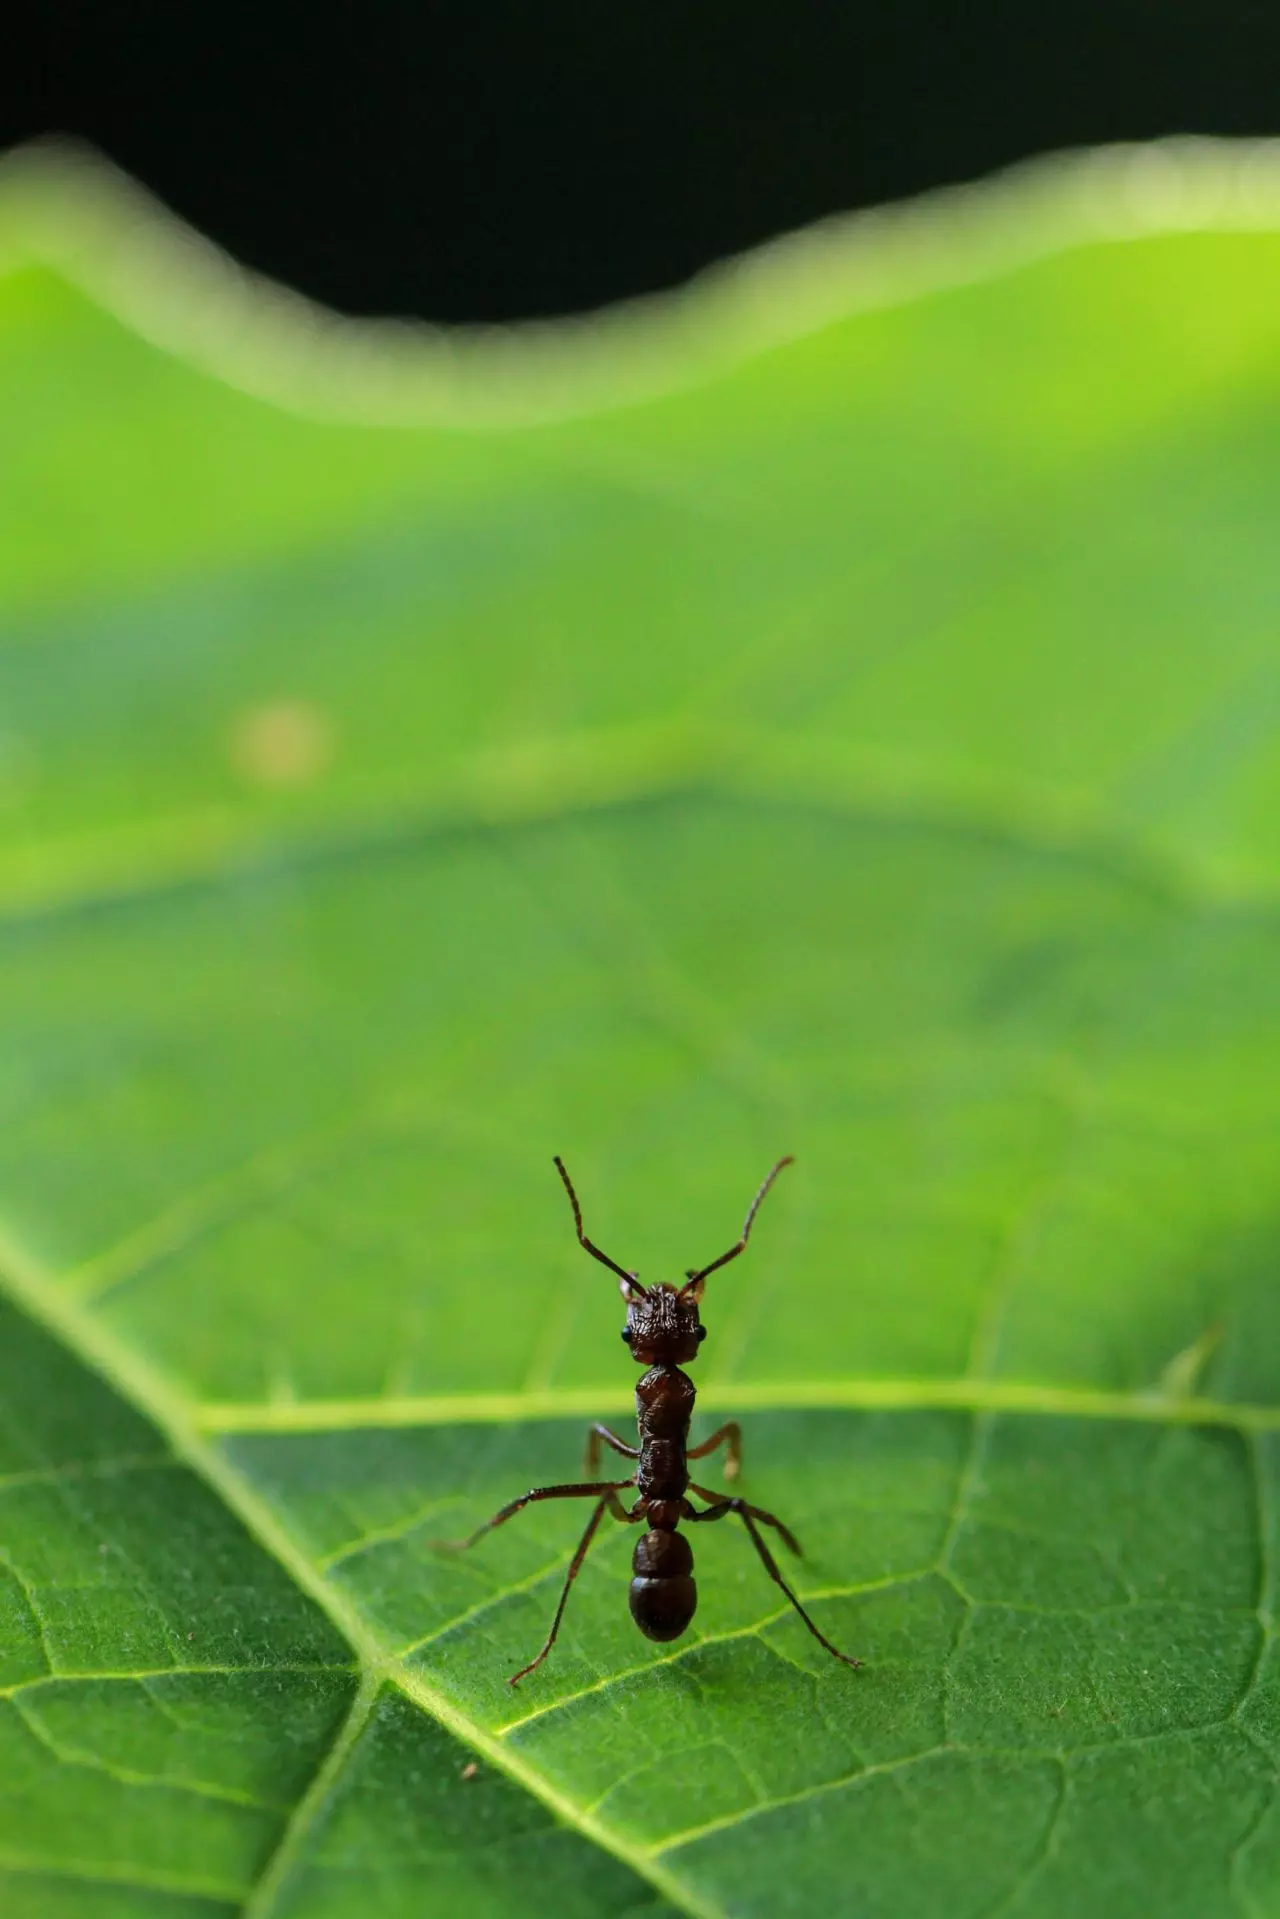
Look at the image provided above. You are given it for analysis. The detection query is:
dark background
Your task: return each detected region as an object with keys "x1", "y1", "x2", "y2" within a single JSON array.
[{"x1": 7, "y1": 1, "x2": 1280, "y2": 323}]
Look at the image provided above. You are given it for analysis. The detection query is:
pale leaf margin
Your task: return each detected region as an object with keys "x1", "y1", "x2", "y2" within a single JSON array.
[
  {"x1": 1, "y1": 134, "x2": 1280, "y2": 429},
  {"x1": 4, "y1": 135, "x2": 1280, "y2": 1914}
]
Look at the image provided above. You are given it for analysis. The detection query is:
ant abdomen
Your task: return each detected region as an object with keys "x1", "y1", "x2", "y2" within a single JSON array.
[{"x1": 629, "y1": 1527, "x2": 697, "y2": 1642}]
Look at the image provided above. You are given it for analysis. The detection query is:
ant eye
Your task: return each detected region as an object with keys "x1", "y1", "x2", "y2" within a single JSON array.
[
  {"x1": 620, "y1": 1327, "x2": 633, "y2": 1343},
  {"x1": 695, "y1": 1325, "x2": 707, "y2": 1343}
]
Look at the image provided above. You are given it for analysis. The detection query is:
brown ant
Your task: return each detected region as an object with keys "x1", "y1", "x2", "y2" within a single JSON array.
[{"x1": 433, "y1": 1155, "x2": 861, "y2": 1685}]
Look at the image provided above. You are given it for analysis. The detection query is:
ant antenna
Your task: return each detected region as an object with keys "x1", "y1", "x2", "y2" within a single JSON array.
[
  {"x1": 553, "y1": 1156, "x2": 646, "y2": 1297},
  {"x1": 680, "y1": 1155, "x2": 795, "y2": 1293}
]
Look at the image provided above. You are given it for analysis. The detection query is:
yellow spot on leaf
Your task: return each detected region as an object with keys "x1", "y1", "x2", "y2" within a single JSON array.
[{"x1": 230, "y1": 700, "x2": 335, "y2": 788}]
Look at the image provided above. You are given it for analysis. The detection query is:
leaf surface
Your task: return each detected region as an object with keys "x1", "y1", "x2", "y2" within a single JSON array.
[{"x1": 3, "y1": 142, "x2": 1280, "y2": 1917}]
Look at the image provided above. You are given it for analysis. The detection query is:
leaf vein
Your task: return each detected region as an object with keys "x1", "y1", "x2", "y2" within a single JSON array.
[{"x1": 241, "y1": 1670, "x2": 381, "y2": 1919}]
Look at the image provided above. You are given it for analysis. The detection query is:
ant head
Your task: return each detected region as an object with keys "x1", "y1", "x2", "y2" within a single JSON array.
[
  {"x1": 553, "y1": 1152, "x2": 793, "y2": 1371},
  {"x1": 619, "y1": 1279, "x2": 706, "y2": 1367}
]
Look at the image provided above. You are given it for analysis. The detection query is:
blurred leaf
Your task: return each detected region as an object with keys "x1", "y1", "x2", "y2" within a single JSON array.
[{"x1": 3, "y1": 141, "x2": 1280, "y2": 1917}]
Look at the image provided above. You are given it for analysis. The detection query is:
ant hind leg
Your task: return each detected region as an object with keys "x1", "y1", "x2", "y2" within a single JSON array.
[
  {"x1": 685, "y1": 1492, "x2": 861, "y2": 1670},
  {"x1": 508, "y1": 1489, "x2": 616, "y2": 1686},
  {"x1": 687, "y1": 1485, "x2": 801, "y2": 1556}
]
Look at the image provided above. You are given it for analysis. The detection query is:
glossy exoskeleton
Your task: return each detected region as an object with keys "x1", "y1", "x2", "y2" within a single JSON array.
[{"x1": 434, "y1": 1156, "x2": 861, "y2": 1685}]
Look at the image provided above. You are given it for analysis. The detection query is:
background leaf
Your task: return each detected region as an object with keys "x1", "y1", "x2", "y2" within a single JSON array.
[{"x1": 2, "y1": 140, "x2": 1280, "y2": 1917}]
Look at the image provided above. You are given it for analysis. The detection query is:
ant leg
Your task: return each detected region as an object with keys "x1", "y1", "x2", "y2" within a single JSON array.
[
  {"x1": 688, "y1": 1485, "x2": 801, "y2": 1555},
  {"x1": 687, "y1": 1421, "x2": 742, "y2": 1482},
  {"x1": 584, "y1": 1423, "x2": 641, "y2": 1478},
  {"x1": 431, "y1": 1479, "x2": 633, "y2": 1553},
  {"x1": 685, "y1": 1495, "x2": 861, "y2": 1669},
  {"x1": 509, "y1": 1490, "x2": 616, "y2": 1686}
]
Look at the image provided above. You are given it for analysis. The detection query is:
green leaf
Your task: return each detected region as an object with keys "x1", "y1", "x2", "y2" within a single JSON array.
[{"x1": 3, "y1": 137, "x2": 1280, "y2": 1917}]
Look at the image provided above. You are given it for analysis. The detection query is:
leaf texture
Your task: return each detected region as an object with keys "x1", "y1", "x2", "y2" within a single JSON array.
[{"x1": 3, "y1": 140, "x2": 1280, "y2": 1917}]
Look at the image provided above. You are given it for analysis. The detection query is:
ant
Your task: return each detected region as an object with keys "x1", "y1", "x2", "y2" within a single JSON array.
[{"x1": 433, "y1": 1155, "x2": 861, "y2": 1685}]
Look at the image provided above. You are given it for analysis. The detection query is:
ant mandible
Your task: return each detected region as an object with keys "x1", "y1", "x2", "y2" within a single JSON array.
[{"x1": 433, "y1": 1155, "x2": 862, "y2": 1685}]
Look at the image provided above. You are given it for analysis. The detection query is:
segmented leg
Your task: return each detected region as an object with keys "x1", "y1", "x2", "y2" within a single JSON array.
[
  {"x1": 685, "y1": 1491, "x2": 861, "y2": 1669},
  {"x1": 687, "y1": 1420, "x2": 742, "y2": 1481},
  {"x1": 431, "y1": 1479, "x2": 634, "y2": 1553},
  {"x1": 508, "y1": 1489, "x2": 622, "y2": 1686},
  {"x1": 687, "y1": 1483, "x2": 801, "y2": 1554},
  {"x1": 584, "y1": 1423, "x2": 641, "y2": 1477}
]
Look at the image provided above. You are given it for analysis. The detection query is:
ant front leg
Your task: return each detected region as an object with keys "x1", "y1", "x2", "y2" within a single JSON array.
[
  {"x1": 584, "y1": 1423, "x2": 641, "y2": 1479},
  {"x1": 431, "y1": 1479, "x2": 634, "y2": 1553},
  {"x1": 688, "y1": 1420, "x2": 742, "y2": 1482}
]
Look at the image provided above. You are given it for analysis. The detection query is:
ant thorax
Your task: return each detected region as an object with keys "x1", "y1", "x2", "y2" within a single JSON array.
[
  {"x1": 635, "y1": 1360, "x2": 695, "y2": 1442},
  {"x1": 621, "y1": 1281, "x2": 706, "y2": 1367}
]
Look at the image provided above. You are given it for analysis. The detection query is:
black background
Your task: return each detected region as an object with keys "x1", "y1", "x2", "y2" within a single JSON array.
[{"x1": 7, "y1": 2, "x2": 1280, "y2": 322}]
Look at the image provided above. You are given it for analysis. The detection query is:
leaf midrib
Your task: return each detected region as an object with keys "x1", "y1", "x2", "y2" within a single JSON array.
[
  {"x1": 1, "y1": 1200, "x2": 1274, "y2": 1918},
  {"x1": 189, "y1": 1378, "x2": 1280, "y2": 1436},
  {"x1": 0, "y1": 1213, "x2": 723, "y2": 1919}
]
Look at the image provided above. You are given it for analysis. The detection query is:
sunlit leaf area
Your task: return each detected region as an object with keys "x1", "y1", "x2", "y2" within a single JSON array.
[{"x1": 3, "y1": 143, "x2": 1280, "y2": 1917}]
